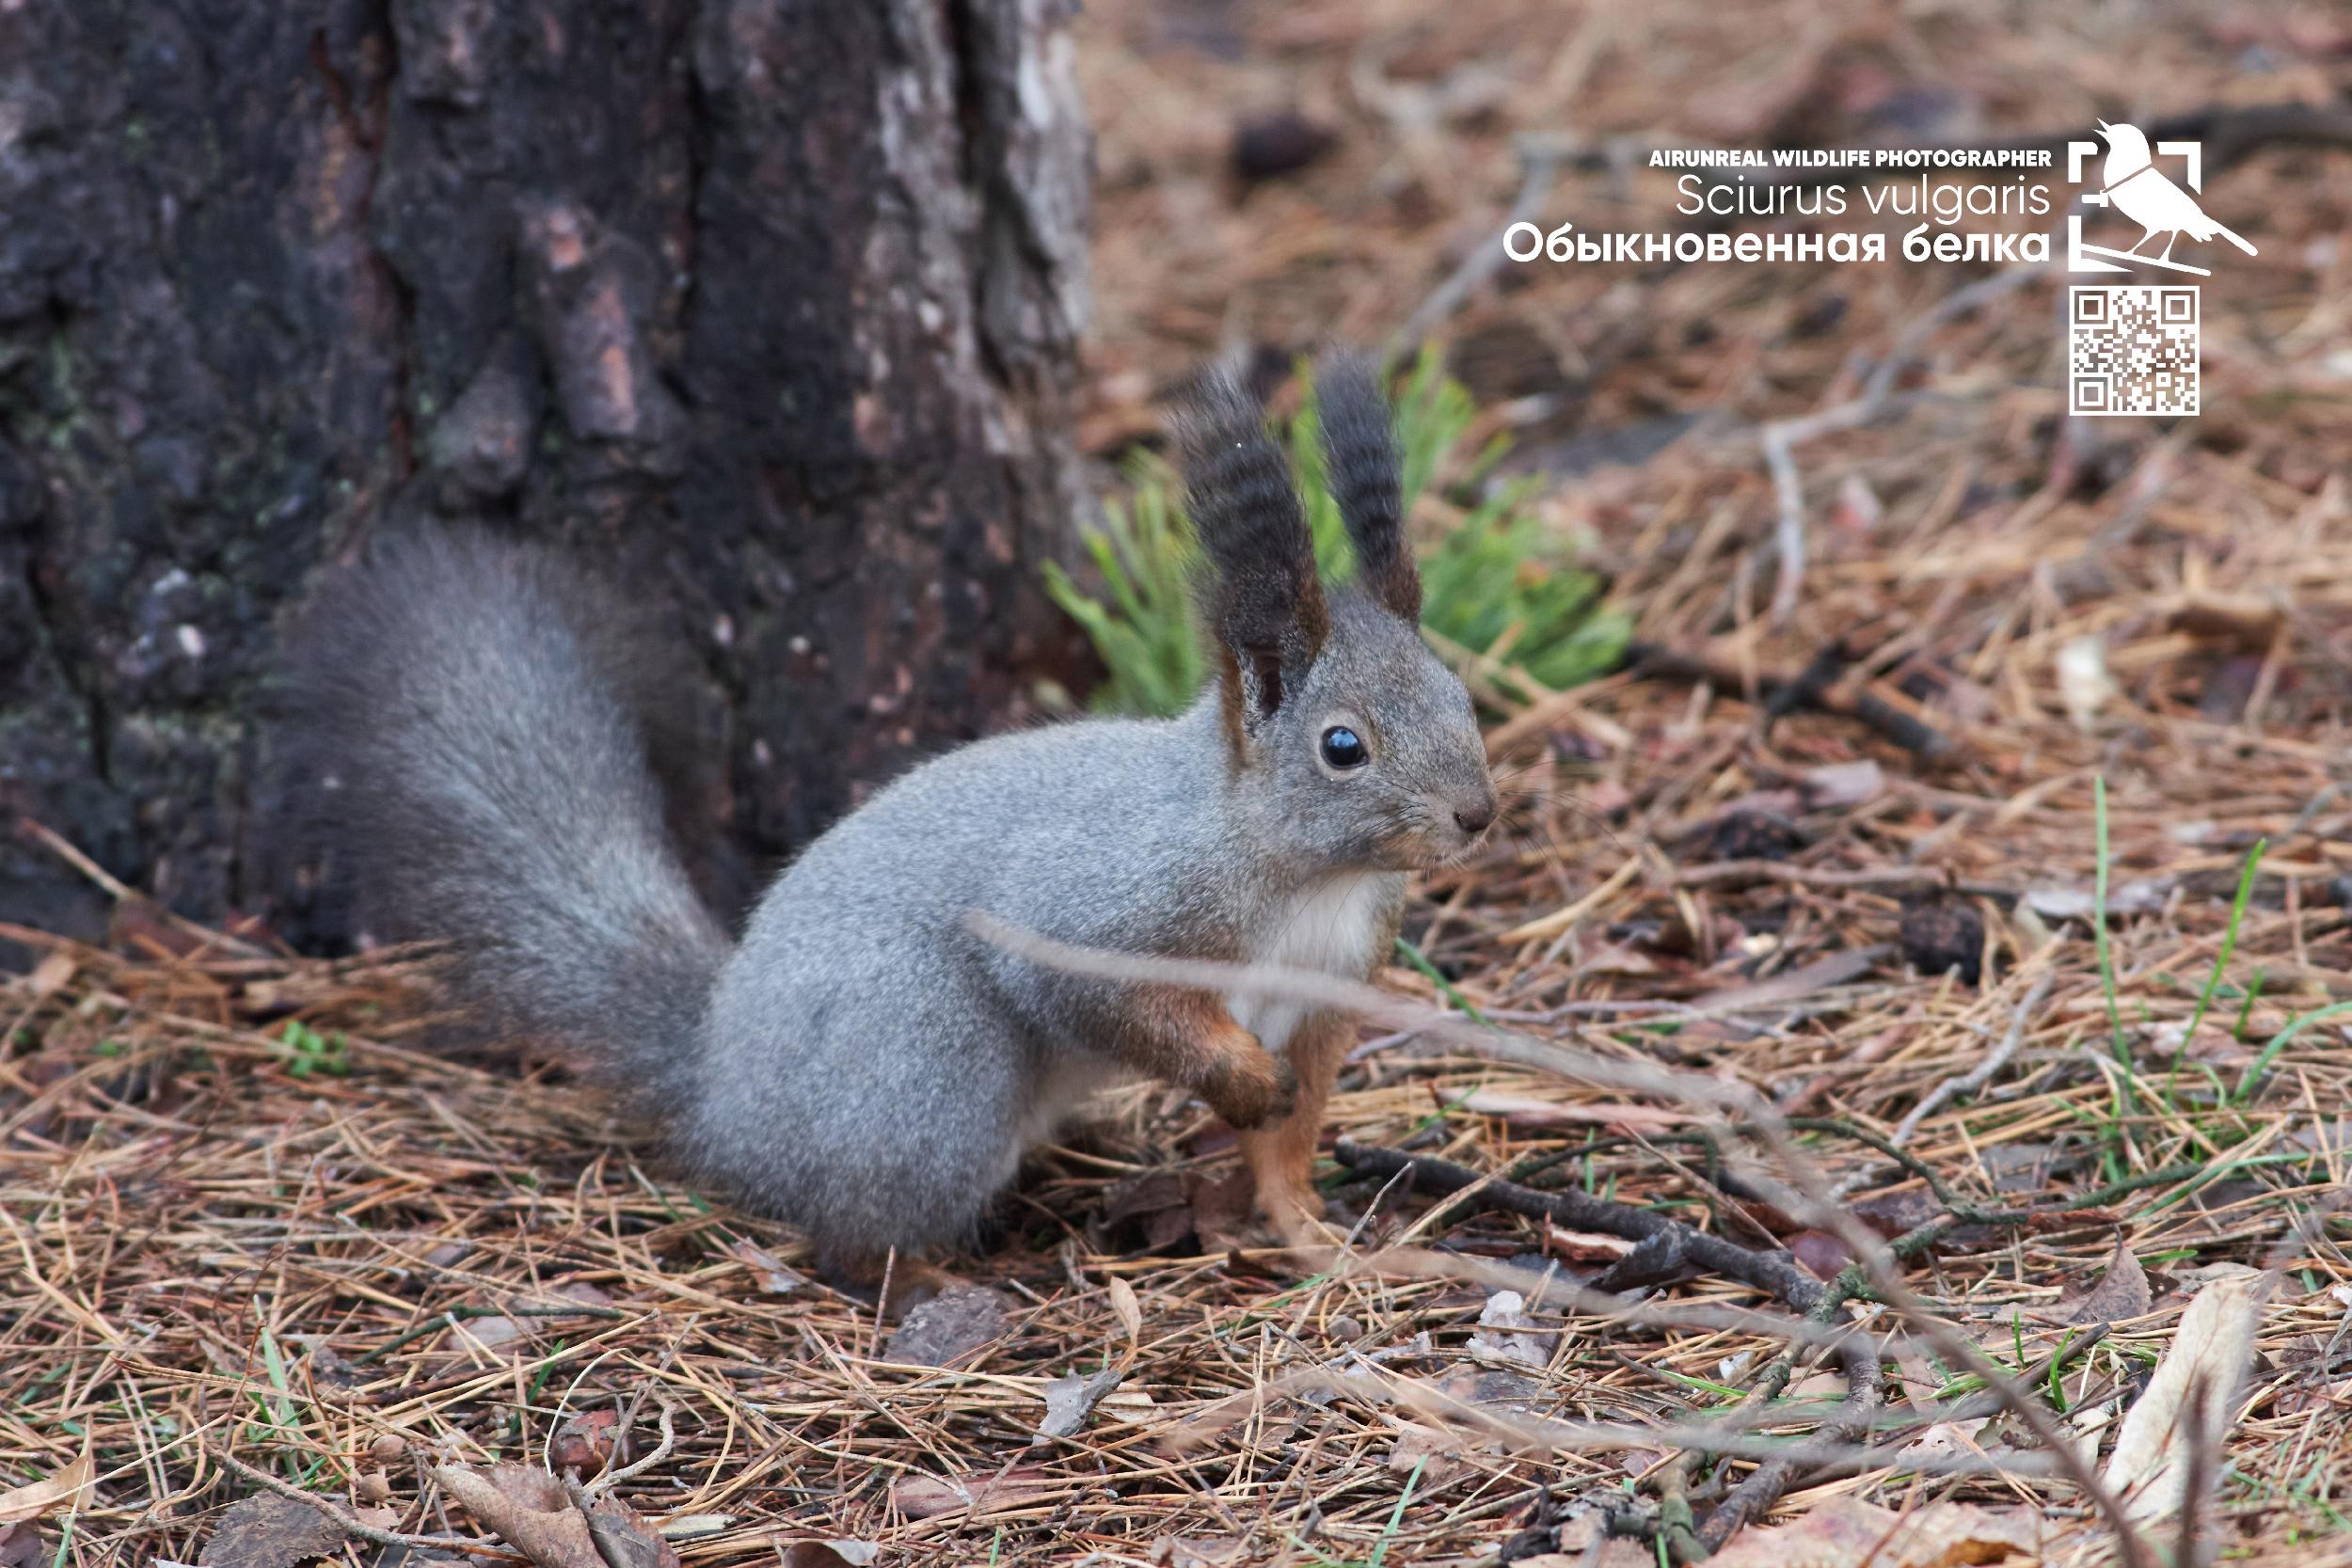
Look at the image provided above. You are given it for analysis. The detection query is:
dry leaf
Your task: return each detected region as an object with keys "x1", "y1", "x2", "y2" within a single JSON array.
[
  {"x1": 1037, "y1": 1368, "x2": 1123, "y2": 1439},
  {"x1": 890, "y1": 1465, "x2": 1056, "y2": 1521},
  {"x1": 1891, "y1": 1421, "x2": 1978, "y2": 1469},
  {"x1": 779, "y1": 1544, "x2": 879, "y2": 1568},
  {"x1": 548, "y1": 1408, "x2": 618, "y2": 1477},
  {"x1": 730, "y1": 1242, "x2": 807, "y2": 1295},
  {"x1": 2065, "y1": 1234, "x2": 2152, "y2": 1327},
  {"x1": 441, "y1": 1285, "x2": 612, "y2": 1358},
  {"x1": 433, "y1": 1462, "x2": 679, "y2": 1568},
  {"x1": 884, "y1": 1286, "x2": 1013, "y2": 1368},
  {"x1": 447, "y1": 1315, "x2": 525, "y2": 1353},
  {"x1": 2103, "y1": 1266, "x2": 2270, "y2": 1523},
  {"x1": 1469, "y1": 1290, "x2": 1547, "y2": 1368},
  {"x1": 1802, "y1": 759, "x2": 1883, "y2": 808},
  {"x1": 1569, "y1": 940, "x2": 1662, "y2": 977},
  {"x1": 1384, "y1": 1420, "x2": 1473, "y2": 1487},
  {"x1": 197, "y1": 1493, "x2": 349, "y2": 1568},
  {"x1": 1786, "y1": 1229, "x2": 1853, "y2": 1281},
  {"x1": 1184, "y1": 1167, "x2": 1257, "y2": 1254},
  {"x1": 0, "y1": 1522, "x2": 45, "y2": 1568},
  {"x1": 1107, "y1": 1276, "x2": 1143, "y2": 1347},
  {"x1": 1852, "y1": 1189, "x2": 1947, "y2": 1240},
  {"x1": 2274, "y1": 1376, "x2": 2352, "y2": 1418},
  {"x1": 1144, "y1": 1203, "x2": 1198, "y2": 1251},
  {"x1": 1151, "y1": 1537, "x2": 1248, "y2": 1568},
  {"x1": 25, "y1": 951, "x2": 76, "y2": 1000},
  {"x1": 2025, "y1": 879, "x2": 2169, "y2": 922},
  {"x1": 1708, "y1": 1497, "x2": 2036, "y2": 1568},
  {"x1": 1434, "y1": 1364, "x2": 1544, "y2": 1411},
  {"x1": 0, "y1": 1454, "x2": 92, "y2": 1526},
  {"x1": 433, "y1": 1465, "x2": 600, "y2": 1568},
  {"x1": 2056, "y1": 635, "x2": 2116, "y2": 731}
]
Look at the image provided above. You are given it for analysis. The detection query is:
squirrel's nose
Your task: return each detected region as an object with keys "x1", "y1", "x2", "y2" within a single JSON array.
[{"x1": 1454, "y1": 800, "x2": 1495, "y2": 837}]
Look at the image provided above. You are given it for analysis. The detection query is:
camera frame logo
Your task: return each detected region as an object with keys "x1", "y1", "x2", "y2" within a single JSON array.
[{"x1": 2062, "y1": 121, "x2": 2254, "y2": 418}]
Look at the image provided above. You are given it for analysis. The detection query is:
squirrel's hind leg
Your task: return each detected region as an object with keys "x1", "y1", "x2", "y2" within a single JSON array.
[
  {"x1": 1237, "y1": 1011, "x2": 1350, "y2": 1248},
  {"x1": 817, "y1": 1243, "x2": 973, "y2": 1320}
]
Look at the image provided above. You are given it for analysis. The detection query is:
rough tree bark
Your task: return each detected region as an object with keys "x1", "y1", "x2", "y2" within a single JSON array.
[{"x1": 0, "y1": 0, "x2": 1093, "y2": 945}]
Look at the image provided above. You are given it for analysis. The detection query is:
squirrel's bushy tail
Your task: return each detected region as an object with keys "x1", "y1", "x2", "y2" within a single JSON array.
[{"x1": 278, "y1": 527, "x2": 729, "y2": 1095}]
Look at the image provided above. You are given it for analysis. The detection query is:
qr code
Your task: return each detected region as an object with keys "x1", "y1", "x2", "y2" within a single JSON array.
[{"x1": 2070, "y1": 286, "x2": 2198, "y2": 416}]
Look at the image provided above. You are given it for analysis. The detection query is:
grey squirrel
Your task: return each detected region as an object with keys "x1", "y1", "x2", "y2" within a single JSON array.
[{"x1": 280, "y1": 354, "x2": 1496, "y2": 1282}]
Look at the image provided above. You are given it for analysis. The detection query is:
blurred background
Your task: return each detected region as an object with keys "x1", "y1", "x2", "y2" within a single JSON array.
[
  {"x1": 1051, "y1": 0, "x2": 2352, "y2": 773},
  {"x1": 3, "y1": 0, "x2": 2348, "y2": 938}
]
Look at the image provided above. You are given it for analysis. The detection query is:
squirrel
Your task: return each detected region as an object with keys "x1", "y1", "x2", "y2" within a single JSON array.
[{"x1": 278, "y1": 354, "x2": 1497, "y2": 1287}]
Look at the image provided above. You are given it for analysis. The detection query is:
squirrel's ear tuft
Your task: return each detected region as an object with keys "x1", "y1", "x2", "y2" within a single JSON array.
[
  {"x1": 1176, "y1": 367, "x2": 1329, "y2": 736},
  {"x1": 1313, "y1": 352, "x2": 1420, "y2": 624}
]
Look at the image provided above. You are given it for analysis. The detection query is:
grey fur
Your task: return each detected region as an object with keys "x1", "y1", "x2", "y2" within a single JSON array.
[
  {"x1": 282, "y1": 379, "x2": 1494, "y2": 1270},
  {"x1": 278, "y1": 527, "x2": 728, "y2": 1109}
]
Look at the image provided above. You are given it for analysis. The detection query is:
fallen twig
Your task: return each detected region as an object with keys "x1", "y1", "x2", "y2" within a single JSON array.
[
  {"x1": 359, "y1": 1301, "x2": 629, "y2": 1363},
  {"x1": 1334, "y1": 1129, "x2": 2194, "y2": 1562},
  {"x1": 1736, "y1": 1124, "x2": 2161, "y2": 1568},
  {"x1": 1892, "y1": 971, "x2": 2058, "y2": 1145},
  {"x1": 1628, "y1": 643, "x2": 1955, "y2": 759},
  {"x1": 1333, "y1": 1138, "x2": 1825, "y2": 1308},
  {"x1": 205, "y1": 1444, "x2": 491, "y2": 1557},
  {"x1": 1696, "y1": 1336, "x2": 1883, "y2": 1553}
]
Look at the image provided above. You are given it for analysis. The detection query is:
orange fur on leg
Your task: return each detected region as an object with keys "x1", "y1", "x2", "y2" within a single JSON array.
[
  {"x1": 1238, "y1": 1011, "x2": 1350, "y2": 1247},
  {"x1": 1114, "y1": 986, "x2": 1294, "y2": 1129}
]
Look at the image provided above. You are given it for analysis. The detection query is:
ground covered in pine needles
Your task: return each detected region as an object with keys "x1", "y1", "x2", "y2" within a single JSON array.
[
  {"x1": 8, "y1": 501, "x2": 2351, "y2": 1564},
  {"x1": 8, "y1": 2, "x2": 2352, "y2": 1566}
]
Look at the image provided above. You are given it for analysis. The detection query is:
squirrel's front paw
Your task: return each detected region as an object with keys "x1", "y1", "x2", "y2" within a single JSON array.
[
  {"x1": 1264, "y1": 1056, "x2": 1299, "y2": 1120},
  {"x1": 1203, "y1": 1047, "x2": 1296, "y2": 1130}
]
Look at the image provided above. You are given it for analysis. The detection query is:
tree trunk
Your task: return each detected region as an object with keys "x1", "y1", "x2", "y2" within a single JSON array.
[{"x1": 0, "y1": 0, "x2": 1093, "y2": 944}]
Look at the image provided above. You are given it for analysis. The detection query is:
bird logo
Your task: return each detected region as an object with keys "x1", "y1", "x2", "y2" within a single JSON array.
[
  {"x1": 2061, "y1": 120, "x2": 2241, "y2": 418},
  {"x1": 2079, "y1": 120, "x2": 2256, "y2": 273}
]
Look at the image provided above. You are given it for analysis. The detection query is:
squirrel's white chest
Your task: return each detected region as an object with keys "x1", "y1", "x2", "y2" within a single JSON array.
[{"x1": 1227, "y1": 871, "x2": 1400, "y2": 1053}]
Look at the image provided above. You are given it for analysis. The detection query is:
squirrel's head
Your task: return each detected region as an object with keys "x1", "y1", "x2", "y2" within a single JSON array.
[{"x1": 1176, "y1": 354, "x2": 1496, "y2": 872}]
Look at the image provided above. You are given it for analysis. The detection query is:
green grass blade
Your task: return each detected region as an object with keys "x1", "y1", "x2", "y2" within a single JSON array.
[
  {"x1": 1043, "y1": 351, "x2": 1622, "y2": 719},
  {"x1": 2092, "y1": 777, "x2": 2126, "y2": 1066},
  {"x1": 2189, "y1": 835, "x2": 2268, "y2": 1041},
  {"x1": 2174, "y1": 836, "x2": 2265, "y2": 1104},
  {"x1": 1367, "y1": 1455, "x2": 1427, "y2": 1568},
  {"x1": 2231, "y1": 997, "x2": 2352, "y2": 1106},
  {"x1": 1393, "y1": 935, "x2": 1487, "y2": 1025}
]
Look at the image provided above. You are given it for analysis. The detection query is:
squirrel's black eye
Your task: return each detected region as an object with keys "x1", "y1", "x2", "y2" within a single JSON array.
[{"x1": 1320, "y1": 725, "x2": 1369, "y2": 769}]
